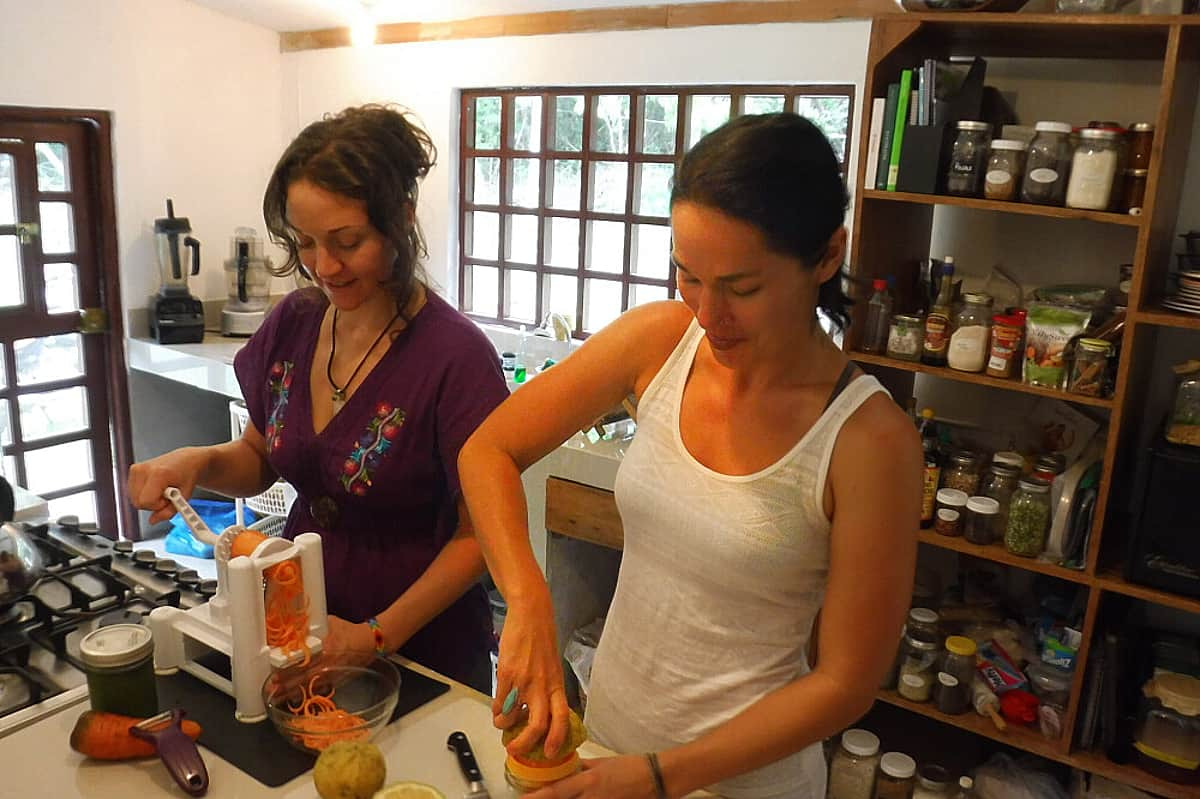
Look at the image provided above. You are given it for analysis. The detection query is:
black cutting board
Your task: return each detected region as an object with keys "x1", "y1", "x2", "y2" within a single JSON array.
[{"x1": 155, "y1": 655, "x2": 451, "y2": 787}]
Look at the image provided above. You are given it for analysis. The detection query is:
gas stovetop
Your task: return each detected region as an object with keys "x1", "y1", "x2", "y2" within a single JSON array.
[{"x1": 0, "y1": 519, "x2": 213, "y2": 737}]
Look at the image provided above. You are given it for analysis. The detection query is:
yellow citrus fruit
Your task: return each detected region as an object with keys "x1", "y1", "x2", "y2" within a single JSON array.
[
  {"x1": 372, "y1": 782, "x2": 446, "y2": 799},
  {"x1": 313, "y1": 741, "x2": 387, "y2": 799}
]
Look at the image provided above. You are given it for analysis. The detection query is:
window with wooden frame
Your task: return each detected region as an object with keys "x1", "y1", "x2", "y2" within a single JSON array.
[{"x1": 458, "y1": 85, "x2": 855, "y2": 337}]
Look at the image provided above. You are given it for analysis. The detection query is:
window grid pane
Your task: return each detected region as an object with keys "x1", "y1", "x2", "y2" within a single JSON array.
[{"x1": 459, "y1": 85, "x2": 855, "y2": 335}]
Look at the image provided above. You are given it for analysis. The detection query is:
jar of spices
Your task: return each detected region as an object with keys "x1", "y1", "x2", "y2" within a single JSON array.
[
  {"x1": 986, "y1": 314, "x2": 1024, "y2": 379},
  {"x1": 933, "y1": 636, "x2": 977, "y2": 716},
  {"x1": 829, "y1": 729, "x2": 882, "y2": 799},
  {"x1": 1167, "y1": 360, "x2": 1200, "y2": 447},
  {"x1": 981, "y1": 462, "x2": 1021, "y2": 542},
  {"x1": 963, "y1": 496, "x2": 1000, "y2": 545},
  {"x1": 79, "y1": 624, "x2": 159, "y2": 718},
  {"x1": 1129, "y1": 122, "x2": 1155, "y2": 170},
  {"x1": 1020, "y1": 121, "x2": 1073, "y2": 206},
  {"x1": 946, "y1": 121, "x2": 992, "y2": 197},
  {"x1": 942, "y1": 452, "x2": 981, "y2": 495},
  {"x1": 1004, "y1": 477, "x2": 1052, "y2": 558},
  {"x1": 898, "y1": 631, "x2": 941, "y2": 702},
  {"x1": 875, "y1": 752, "x2": 917, "y2": 799},
  {"x1": 1119, "y1": 168, "x2": 1148, "y2": 215},
  {"x1": 887, "y1": 314, "x2": 925, "y2": 362},
  {"x1": 912, "y1": 765, "x2": 954, "y2": 799},
  {"x1": 948, "y1": 293, "x2": 994, "y2": 373},
  {"x1": 935, "y1": 488, "x2": 969, "y2": 536},
  {"x1": 993, "y1": 450, "x2": 1026, "y2": 473},
  {"x1": 1066, "y1": 129, "x2": 1121, "y2": 210},
  {"x1": 1069, "y1": 338, "x2": 1112, "y2": 397},
  {"x1": 908, "y1": 607, "x2": 942, "y2": 643},
  {"x1": 983, "y1": 140, "x2": 1026, "y2": 202},
  {"x1": 1033, "y1": 453, "x2": 1068, "y2": 484}
]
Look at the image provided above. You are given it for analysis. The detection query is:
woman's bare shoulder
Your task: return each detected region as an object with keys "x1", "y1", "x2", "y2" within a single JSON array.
[{"x1": 599, "y1": 301, "x2": 695, "y2": 391}]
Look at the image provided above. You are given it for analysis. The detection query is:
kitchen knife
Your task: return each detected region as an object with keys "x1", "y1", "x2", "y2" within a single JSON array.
[{"x1": 446, "y1": 731, "x2": 491, "y2": 799}]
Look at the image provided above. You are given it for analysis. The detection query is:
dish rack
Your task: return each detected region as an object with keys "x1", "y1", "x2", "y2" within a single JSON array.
[{"x1": 229, "y1": 400, "x2": 296, "y2": 535}]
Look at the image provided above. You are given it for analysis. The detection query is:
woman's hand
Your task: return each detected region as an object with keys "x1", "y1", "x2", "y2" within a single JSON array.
[
  {"x1": 524, "y1": 755, "x2": 661, "y2": 799},
  {"x1": 127, "y1": 448, "x2": 209, "y2": 524},
  {"x1": 322, "y1": 615, "x2": 375, "y2": 658},
  {"x1": 493, "y1": 590, "x2": 571, "y2": 759}
]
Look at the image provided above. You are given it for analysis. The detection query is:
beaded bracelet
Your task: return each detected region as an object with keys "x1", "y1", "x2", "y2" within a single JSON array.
[
  {"x1": 645, "y1": 752, "x2": 668, "y2": 799},
  {"x1": 366, "y1": 616, "x2": 387, "y2": 655}
]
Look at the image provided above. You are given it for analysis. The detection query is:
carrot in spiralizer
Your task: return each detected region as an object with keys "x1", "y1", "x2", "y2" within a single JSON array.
[
  {"x1": 69, "y1": 710, "x2": 202, "y2": 760},
  {"x1": 262, "y1": 556, "x2": 313, "y2": 663}
]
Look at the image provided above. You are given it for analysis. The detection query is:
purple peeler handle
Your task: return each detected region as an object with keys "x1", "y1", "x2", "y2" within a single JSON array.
[{"x1": 129, "y1": 708, "x2": 209, "y2": 796}]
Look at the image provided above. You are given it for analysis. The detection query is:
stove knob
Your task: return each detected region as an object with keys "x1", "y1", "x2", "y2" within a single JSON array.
[
  {"x1": 57, "y1": 514, "x2": 80, "y2": 532},
  {"x1": 78, "y1": 522, "x2": 100, "y2": 536},
  {"x1": 153, "y1": 558, "x2": 179, "y2": 577},
  {"x1": 132, "y1": 550, "x2": 157, "y2": 569},
  {"x1": 113, "y1": 540, "x2": 134, "y2": 556}
]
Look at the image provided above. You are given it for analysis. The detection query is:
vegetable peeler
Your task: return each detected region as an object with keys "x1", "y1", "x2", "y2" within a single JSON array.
[{"x1": 130, "y1": 708, "x2": 209, "y2": 796}]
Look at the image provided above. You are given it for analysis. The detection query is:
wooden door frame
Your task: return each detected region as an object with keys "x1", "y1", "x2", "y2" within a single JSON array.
[{"x1": 0, "y1": 104, "x2": 135, "y2": 538}]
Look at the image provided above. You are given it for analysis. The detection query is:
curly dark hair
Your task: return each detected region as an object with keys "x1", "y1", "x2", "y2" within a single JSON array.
[
  {"x1": 670, "y1": 113, "x2": 853, "y2": 332},
  {"x1": 263, "y1": 104, "x2": 435, "y2": 319}
]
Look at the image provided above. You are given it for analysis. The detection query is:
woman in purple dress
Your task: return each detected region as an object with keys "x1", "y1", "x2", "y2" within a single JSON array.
[{"x1": 128, "y1": 106, "x2": 508, "y2": 690}]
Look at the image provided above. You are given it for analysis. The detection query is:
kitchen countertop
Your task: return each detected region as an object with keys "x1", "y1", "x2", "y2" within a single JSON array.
[{"x1": 2, "y1": 658, "x2": 711, "y2": 798}]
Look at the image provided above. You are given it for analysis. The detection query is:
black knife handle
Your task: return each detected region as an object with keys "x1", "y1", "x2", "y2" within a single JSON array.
[{"x1": 447, "y1": 731, "x2": 483, "y2": 782}]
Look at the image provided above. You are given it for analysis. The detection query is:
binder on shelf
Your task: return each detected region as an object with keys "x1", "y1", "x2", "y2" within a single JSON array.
[
  {"x1": 885, "y1": 69, "x2": 914, "y2": 192},
  {"x1": 895, "y1": 57, "x2": 988, "y2": 195},
  {"x1": 875, "y1": 83, "x2": 901, "y2": 191},
  {"x1": 864, "y1": 97, "x2": 886, "y2": 190}
]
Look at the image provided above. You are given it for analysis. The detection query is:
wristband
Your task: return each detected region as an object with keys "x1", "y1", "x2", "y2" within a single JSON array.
[
  {"x1": 366, "y1": 616, "x2": 387, "y2": 655},
  {"x1": 646, "y1": 752, "x2": 668, "y2": 799}
]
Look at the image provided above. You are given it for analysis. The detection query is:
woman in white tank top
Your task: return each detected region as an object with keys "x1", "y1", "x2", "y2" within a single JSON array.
[{"x1": 461, "y1": 114, "x2": 922, "y2": 798}]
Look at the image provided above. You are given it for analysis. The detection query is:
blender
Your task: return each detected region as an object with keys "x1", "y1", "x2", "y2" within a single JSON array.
[
  {"x1": 220, "y1": 227, "x2": 272, "y2": 336},
  {"x1": 149, "y1": 199, "x2": 205, "y2": 344}
]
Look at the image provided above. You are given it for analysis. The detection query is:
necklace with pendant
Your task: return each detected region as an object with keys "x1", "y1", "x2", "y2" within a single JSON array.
[{"x1": 327, "y1": 305, "x2": 403, "y2": 412}]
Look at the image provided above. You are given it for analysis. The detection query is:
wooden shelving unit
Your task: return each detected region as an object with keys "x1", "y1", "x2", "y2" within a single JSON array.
[{"x1": 847, "y1": 12, "x2": 1200, "y2": 797}]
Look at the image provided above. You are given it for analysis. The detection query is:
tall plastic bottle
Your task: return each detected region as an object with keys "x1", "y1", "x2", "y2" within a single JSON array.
[{"x1": 862, "y1": 278, "x2": 893, "y2": 354}]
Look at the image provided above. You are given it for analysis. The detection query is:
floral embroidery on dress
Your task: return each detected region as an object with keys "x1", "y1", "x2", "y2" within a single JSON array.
[
  {"x1": 341, "y1": 401, "x2": 407, "y2": 496},
  {"x1": 264, "y1": 360, "x2": 294, "y2": 453}
]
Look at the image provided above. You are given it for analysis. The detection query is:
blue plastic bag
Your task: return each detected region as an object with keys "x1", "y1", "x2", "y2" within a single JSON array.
[{"x1": 165, "y1": 499, "x2": 257, "y2": 560}]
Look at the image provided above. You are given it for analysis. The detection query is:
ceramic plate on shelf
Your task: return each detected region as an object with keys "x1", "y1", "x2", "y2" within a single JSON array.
[{"x1": 1162, "y1": 298, "x2": 1200, "y2": 315}]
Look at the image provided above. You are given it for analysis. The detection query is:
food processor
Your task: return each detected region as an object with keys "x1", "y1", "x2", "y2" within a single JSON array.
[
  {"x1": 220, "y1": 227, "x2": 272, "y2": 337},
  {"x1": 149, "y1": 199, "x2": 205, "y2": 344}
]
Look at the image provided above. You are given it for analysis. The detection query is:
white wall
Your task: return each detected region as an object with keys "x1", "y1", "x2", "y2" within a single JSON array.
[
  {"x1": 0, "y1": 0, "x2": 286, "y2": 320},
  {"x1": 279, "y1": 21, "x2": 873, "y2": 296}
]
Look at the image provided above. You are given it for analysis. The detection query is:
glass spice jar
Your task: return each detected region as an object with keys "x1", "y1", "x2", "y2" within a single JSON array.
[
  {"x1": 981, "y1": 462, "x2": 1021, "y2": 542},
  {"x1": 1033, "y1": 453, "x2": 1068, "y2": 484},
  {"x1": 79, "y1": 624, "x2": 159, "y2": 718},
  {"x1": 964, "y1": 496, "x2": 1000, "y2": 545},
  {"x1": 1167, "y1": 360, "x2": 1200, "y2": 447},
  {"x1": 1119, "y1": 168, "x2": 1148, "y2": 215},
  {"x1": 1020, "y1": 121, "x2": 1073, "y2": 206},
  {"x1": 828, "y1": 729, "x2": 882, "y2": 799},
  {"x1": 1134, "y1": 672, "x2": 1200, "y2": 785},
  {"x1": 898, "y1": 631, "x2": 941, "y2": 703},
  {"x1": 942, "y1": 453, "x2": 981, "y2": 495},
  {"x1": 875, "y1": 753, "x2": 917, "y2": 799},
  {"x1": 984, "y1": 140, "x2": 1026, "y2": 202},
  {"x1": 936, "y1": 636, "x2": 978, "y2": 715},
  {"x1": 1004, "y1": 477, "x2": 1053, "y2": 558},
  {"x1": 1066, "y1": 129, "x2": 1122, "y2": 211},
  {"x1": 1069, "y1": 337, "x2": 1112, "y2": 396},
  {"x1": 935, "y1": 488, "x2": 969, "y2": 537},
  {"x1": 948, "y1": 293, "x2": 994, "y2": 373},
  {"x1": 946, "y1": 121, "x2": 992, "y2": 197},
  {"x1": 986, "y1": 314, "x2": 1024, "y2": 379},
  {"x1": 913, "y1": 765, "x2": 954, "y2": 799},
  {"x1": 888, "y1": 314, "x2": 925, "y2": 362},
  {"x1": 1129, "y1": 122, "x2": 1155, "y2": 170}
]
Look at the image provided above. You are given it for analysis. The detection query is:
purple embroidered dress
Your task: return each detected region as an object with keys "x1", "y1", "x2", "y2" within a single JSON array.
[{"x1": 233, "y1": 289, "x2": 507, "y2": 688}]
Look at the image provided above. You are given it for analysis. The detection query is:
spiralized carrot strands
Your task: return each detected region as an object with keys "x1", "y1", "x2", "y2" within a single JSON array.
[
  {"x1": 284, "y1": 679, "x2": 369, "y2": 751},
  {"x1": 262, "y1": 555, "x2": 312, "y2": 663}
]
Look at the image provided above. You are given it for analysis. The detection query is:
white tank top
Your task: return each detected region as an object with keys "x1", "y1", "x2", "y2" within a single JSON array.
[{"x1": 585, "y1": 319, "x2": 889, "y2": 799}]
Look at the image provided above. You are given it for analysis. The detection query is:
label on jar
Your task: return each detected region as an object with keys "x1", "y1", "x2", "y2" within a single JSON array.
[
  {"x1": 948, "y1": 326, "x2": 989, "y2": 372},
  {"x1": 921, "y1": 466, "x2": 940, "y2": 523},
  {"x1": 888, "y1": 326, "x2": 921, "y2": 357},
  {"x1": 986, "y1": 169, "x2": 1013, "y2": 185},
  {"x1": 1028, "y1": 167, "x2": 1059, "y2": 184},
  {"x1": 923, "y1": 314, "x2": 950, "y2": 354}
]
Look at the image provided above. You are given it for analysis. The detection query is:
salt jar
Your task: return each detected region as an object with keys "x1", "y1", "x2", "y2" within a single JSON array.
[
  {"x1": 828, "y1": 728, "x2": 882, "y2": 799},
  {"x1": 1066, "y1": 129, "x2": 1121, "y2": 211},
  {"x1": 948, "y1": 292, "x2": 994, "y2": 373},
  {"x1": 79, "y1": 624, "x2": 158, "y2": 718}
]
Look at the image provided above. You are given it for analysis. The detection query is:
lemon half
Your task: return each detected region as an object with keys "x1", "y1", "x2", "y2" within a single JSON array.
[{"x1": 372, "y1": 782, "x2": 446, "y2": 799}]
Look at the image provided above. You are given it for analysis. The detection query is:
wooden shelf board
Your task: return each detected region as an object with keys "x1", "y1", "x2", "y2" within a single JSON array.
[
  {"x1": 917, "y1": 530, "x2": 1090, "y2": 585},
  {"x1": 881, "y1": 12, "x2": 1196, "y2": 27},
  {"x1": 1069, "y1": 749, "x2": 1200, "y2": 799},
  {"x1": 878, "y1": 691, "x2": 1200, "y2": 799},
  {"x1": 1094, "y1": 567, "x2": 1200, "y2": 615},
  {"x1": 875, "y1": 690, "x2": 1065, "y2": 760},
  {"x1": 850, "y1": 352, "x2": 1115, "y2": 409},
  {"x1": 1134, "y1": 306, "x2": 1200, "y2": 330},
  {"x1": 862, "y1": 190, "x2": 1143, "y2": 228}
]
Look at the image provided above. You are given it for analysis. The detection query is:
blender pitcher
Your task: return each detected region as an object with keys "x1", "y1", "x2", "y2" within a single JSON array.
[
  {"x1": 220, "y1": 227, "x2": 271, "y2": 336},
  {"x1": 155, "y1": 199, "x2": 200, "y2": 296}
]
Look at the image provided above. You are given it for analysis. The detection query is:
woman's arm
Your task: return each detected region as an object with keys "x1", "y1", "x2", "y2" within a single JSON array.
[
  {"x1": 127, "y1": 422, "x2": 278, "y2": 524},
  {"x1": 460, "y1": 301, "x2": 692, "y2": 758},
  {"x1": 531, "y1": 392, "x2": 921, "y2": 799}
]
